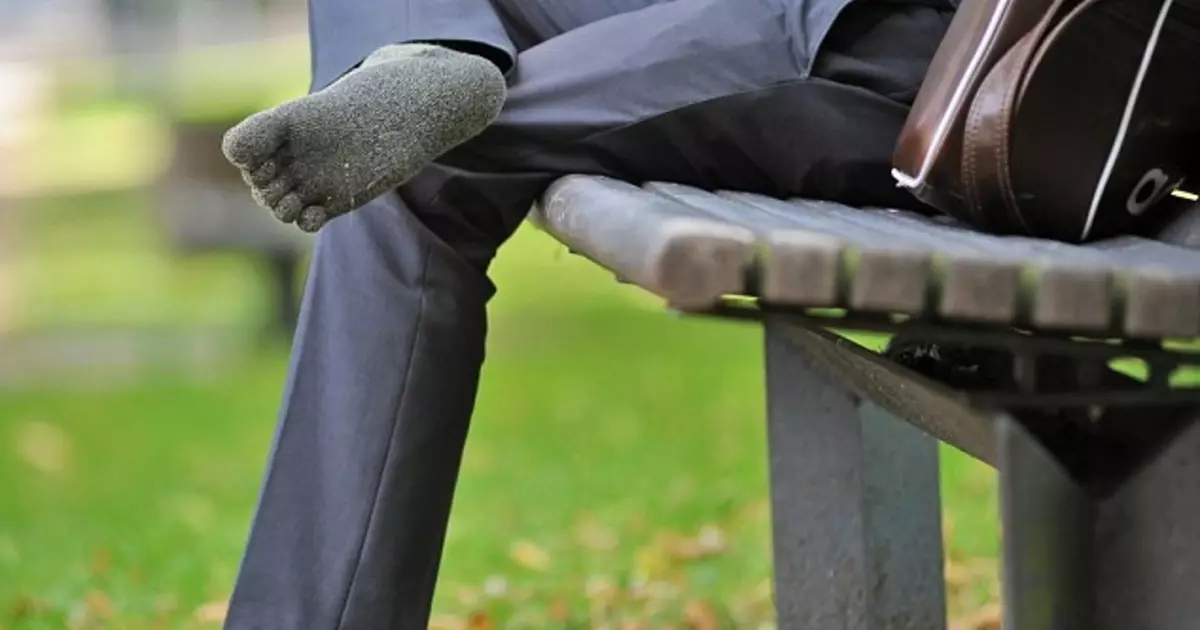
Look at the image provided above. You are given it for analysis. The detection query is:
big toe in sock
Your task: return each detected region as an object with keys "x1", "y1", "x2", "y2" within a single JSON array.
[
  {"x1": 222, "y1": 110, "x2": 288, "y2": 171},
  {"x1": 222, "y1": 44, "x2": 506, "y2": 233}
]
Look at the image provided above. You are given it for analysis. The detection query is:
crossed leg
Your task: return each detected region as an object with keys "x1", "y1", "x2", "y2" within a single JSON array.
[{"x1": 222, "y1": 1, "x2": 949, "y2": 629}]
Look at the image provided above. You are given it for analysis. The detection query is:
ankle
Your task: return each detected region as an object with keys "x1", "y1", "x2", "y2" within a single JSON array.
[{"x1": 362, "y1": 43, "x2": 444, "y2": 67}]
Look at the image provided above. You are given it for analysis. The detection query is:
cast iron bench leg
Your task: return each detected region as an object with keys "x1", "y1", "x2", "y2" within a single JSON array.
[
  {"x1": 764, "y1": 320, "x2": 947, "y2": 630},
  {"x1": 999, "y1": 413, "x2": 1200, "y2": 630}
]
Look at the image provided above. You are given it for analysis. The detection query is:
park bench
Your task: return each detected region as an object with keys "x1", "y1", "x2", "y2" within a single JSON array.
[
  {"x1": 158, "y1": 120, "x2": 310, "y2": 335},
  {"x1": 533, "y1": 174, "x2": 1200, "y2": 630}
]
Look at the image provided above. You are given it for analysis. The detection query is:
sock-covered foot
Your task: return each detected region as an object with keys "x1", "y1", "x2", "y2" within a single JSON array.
[{"x1": 221, "y1": 44, "x2": 506, "y2": 232}]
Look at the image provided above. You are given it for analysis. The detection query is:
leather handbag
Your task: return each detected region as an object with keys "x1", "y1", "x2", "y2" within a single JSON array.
[{"x1": 893, "y1": 0, "x2": 1200, "y2": 242}]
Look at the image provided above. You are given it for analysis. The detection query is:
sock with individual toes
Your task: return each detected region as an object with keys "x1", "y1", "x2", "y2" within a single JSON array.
[{"x1": 221, "y1": 43, "x2": 507, "y2": 233}]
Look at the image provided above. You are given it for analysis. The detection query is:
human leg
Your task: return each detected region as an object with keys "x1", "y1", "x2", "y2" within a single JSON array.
[
  {"x1": 420, "y1": 0, "x2": 952, "y2": 261},
  {"x1": 306, "y1": 0, "x2": 515, "y2": 91},
  {"x1": 221, "y1": 45, "x2": 507, "y2": 233},
  {"x1": 224, "y1": 2, "x2": 950, "y2": 629},
  {"x1": 223, "y1": 190, "x2": 496, "y2": 630},
  {"x1": 222, "y1": 0, "x2": 691, "y2": 234}
]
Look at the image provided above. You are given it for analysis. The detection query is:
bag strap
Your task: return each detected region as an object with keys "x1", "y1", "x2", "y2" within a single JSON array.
[{"x1": 961, "y1": 0, "x2": 1095, "y2": 234}]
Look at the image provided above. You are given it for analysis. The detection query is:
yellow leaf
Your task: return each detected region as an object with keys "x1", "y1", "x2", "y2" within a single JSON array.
[
  {"x1": 9, "y1": 595, "x2": 42, "y2": 620},
  {"x1": 15, "y1": 420, "x2": 69, "y2": 474},
  {"x1": 193, "y1": 600, "x2": 228, "y2": 624},
  {"x1": 429, "y1": 615, "x2": 467, "y2": 630},
  {"x1": 575, "y1": 517, "x2": 619, "y2": 551},
  {"x1": 454, "y1": 585, "x2": 481, "y2": 607},
  {"x1": 466, "y1": 610, "x2": 496, "y2": 630},
  {"x1": 89, "y1": 549, "x2": 112, "y2": 577},
  {"x1": 665, "y1": 525, "x2": 727, "y2": 562},
  {"x1": 155, "y1": 595, "x2": 179, "y2": 617},
  {"x1": 550, "y1": 598, "x2": 571, "y2": 622},
  {"x1": 683, "y1": 600, "x2": 719, "y2": 630},
  {"x1": 949, "y1": 603, "x2": 1003, "y2": 630},
  {"x1": 633, "y1": 545, "x2": 671, "y2": 583},
  {"x1": 585, "y1": 575, "x2": 619, "y2": 602},
  {"x1": 509, "y1": 540, "x2": 552, "y2": 572},
  {"x1": 482, "y1": 575, "x2": 509, "y2": 597},
  {"x1": 85, "y1": 591, "x2": 115, "y2": 619}
]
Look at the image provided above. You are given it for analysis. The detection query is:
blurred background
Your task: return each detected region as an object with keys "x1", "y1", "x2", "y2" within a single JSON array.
[{"x1": 0, "y1": 3, "x2": 1000, "y2": 628}]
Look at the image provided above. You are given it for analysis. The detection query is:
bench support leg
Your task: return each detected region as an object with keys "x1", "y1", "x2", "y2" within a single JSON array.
[
  {"x1": 997, "y1": 414, "x2": 1094, "y2": 629},
  {"x1": 266, "y1": 251, "x2": 302, "y2": 337},
  {"x1": 999, "y1": 412, "x2": 1200, "y2": 630},
  {"x1": 764, "y1": 321, "x2": 947, "y2": 630}
]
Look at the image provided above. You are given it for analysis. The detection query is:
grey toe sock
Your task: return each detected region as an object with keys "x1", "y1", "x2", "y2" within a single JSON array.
[{"x1": 221, "y1": 44, "x2": 507, "y2": 233}]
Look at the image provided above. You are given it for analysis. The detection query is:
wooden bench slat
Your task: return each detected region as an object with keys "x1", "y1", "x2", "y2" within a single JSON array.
[
  {"x1": 1122, "y1": 273, "x2": 1200, "y2": 338},
  {"x1": 537, "y1": 176, "x2": 754, "y2": 309},
  {"x1": 646, "y1": 183, "x2": 844, "y2": 306},
  {"x1": 1030, "y1": 267, "x2": 1115, "y2": 332},
  {"x1": 1083, "y1": 238, "x2": 1200, "y2": 338},
  {"x1": 721, "y1": 192, "x2": 935, "y2": 314},
  {"x1": 536, "y1": 176, "x2": 1200, "y2": 338},
  {"x1": 739, "y1": 194, "x2": 1039, "y2": 322},
  {"x1": 850, "y1": 208, "x2": 1200, "y2": 336}
]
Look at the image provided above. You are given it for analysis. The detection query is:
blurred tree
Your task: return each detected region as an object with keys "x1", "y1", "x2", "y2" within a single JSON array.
[{"x1": 98, "y1": 0, "x2": 179, "y2": 101}]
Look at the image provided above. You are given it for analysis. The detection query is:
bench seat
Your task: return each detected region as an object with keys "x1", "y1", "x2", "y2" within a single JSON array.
[
  {"x1": 534, "y1": 174, "x2": 1200, "y2": 630},
  {"x1": 535, "y1": 175, "x2": 1200, "y2": 339}
]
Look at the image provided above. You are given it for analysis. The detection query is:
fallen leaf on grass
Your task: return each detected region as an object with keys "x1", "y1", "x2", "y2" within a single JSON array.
[
  {"x1": 575, "y1": 516, "x2": 620, "y2": 551},
  {"x1": 167, "y1": 494, "x2": 216, "y2": 532},
  {"x1": 729, "y1": 579, "x2": 774, "y2": 623},
  {"x1": 950, "y1": 603, "x2": 1002, "y2": 630},
  {"x1": 585, "y1": 575, "x2": 622, "y2": 624},
  {"x1": 550, "y1": 598, "x2": 571, "y2": 622},
  {"x1": 665, "y1": 525, "x2": 727, "y2": 561},
  {"x1": 943, "y1": 512, "x2": 956, "y2": 546},
  {"x1": 89, "y1": 549, "x2": 112, "y2": 577},
  {"x1": 9, "y1": 595, "x2": 44, "y2": 620},
  {"x1": 84, "y1": 591, "x2": 114, "y2": 619},
  {"x1": 154, "y1": 595, "x2": 179, "y2": 617},
  {"x1": 631, "y1": 580, "x2": 680, "y2": 603},
  {"x1": 454, "y1": 585, "x2": 482, "y2": 607},
  {"x1": 466, "y1": 610, "x2": 496, "y2": 630},
  {"x1": 633, "y1": 527, "x2": 727, "y2": 586},
  {"x1": 509, "y1": 540, "x2": 553, "y2": 572},
  {"x1": 429, "y1": 615, "x2": 466, "y2": 630},
  {"x1": 585, "y1": 575, "x2": 620, "y2": 602},
  {"x1": 731, "y1": 499, "x2": 770, "y2": 528},
  {"x1": 15, "y1": 420, "x2": 70, "y2": 474},
  {"x1": 68, "y1": 591, "x2": 116, "y2": 629},
  {"x1": 683, "y1": 600, "x2": 719, "y2": 630},
  {"x1": 633, "y1": 545, "x2": 673, "y2": 583},
  {"x1": 945, "y1": 555, "x2": 1000, "y2": 621},
  {"x1": 193, "y1": 600, "x2": 228, "y2": 624},
  {"x1": 945, "y1": 557, "x2": 997, "y2": 590},
  {"x1": 482, "y1": 575, "x2": 509, "y2": 598}
]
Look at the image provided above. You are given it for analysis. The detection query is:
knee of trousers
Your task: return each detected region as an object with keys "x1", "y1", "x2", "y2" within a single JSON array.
[{"x1": 312, "y1": 189, "x2": 500, "y2": 299}]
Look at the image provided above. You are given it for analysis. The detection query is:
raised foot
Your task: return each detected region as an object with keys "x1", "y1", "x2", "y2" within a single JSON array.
[{"x1": 222, "y1": 44, "x2": 507, "y2": 233}]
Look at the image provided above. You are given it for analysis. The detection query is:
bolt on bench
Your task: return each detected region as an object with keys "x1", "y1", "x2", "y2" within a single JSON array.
[{"x1": 533, "y1": 174, "x2": 1200, "y2": 630}]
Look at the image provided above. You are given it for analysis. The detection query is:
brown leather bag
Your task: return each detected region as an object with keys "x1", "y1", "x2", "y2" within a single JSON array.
[{"x1": 894, "y1": 0, "x2": 1200, "y2": 242}]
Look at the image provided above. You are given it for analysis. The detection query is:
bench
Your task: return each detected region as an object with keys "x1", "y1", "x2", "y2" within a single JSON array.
[
  {"x1": 157, "y1": 120, "x2": 311, "y2": 335},
  {"x1": 533, "y1": 174, "x2": 1200, "y2": 630}
]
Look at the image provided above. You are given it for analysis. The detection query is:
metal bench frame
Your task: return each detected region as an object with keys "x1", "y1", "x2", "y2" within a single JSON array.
[{"x1": 536, "y1": 175, "x2": 1200, "y2": 630}]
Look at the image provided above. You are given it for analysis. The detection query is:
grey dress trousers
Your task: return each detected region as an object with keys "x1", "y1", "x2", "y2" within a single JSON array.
[{"x1": 223, "y1": 0, "x2": 956, "y2": 628}]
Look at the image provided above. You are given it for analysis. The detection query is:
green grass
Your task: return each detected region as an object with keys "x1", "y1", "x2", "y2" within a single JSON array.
[
  {"x1": 0, "y1": 197, "x2": 1001, "y2": 628},
  {"x1": 12, "y1": 190, "x2": 274, "y2": 331},
  {"x1": 17, "y1": 57, "x2": 1200, "y2": 625}
]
